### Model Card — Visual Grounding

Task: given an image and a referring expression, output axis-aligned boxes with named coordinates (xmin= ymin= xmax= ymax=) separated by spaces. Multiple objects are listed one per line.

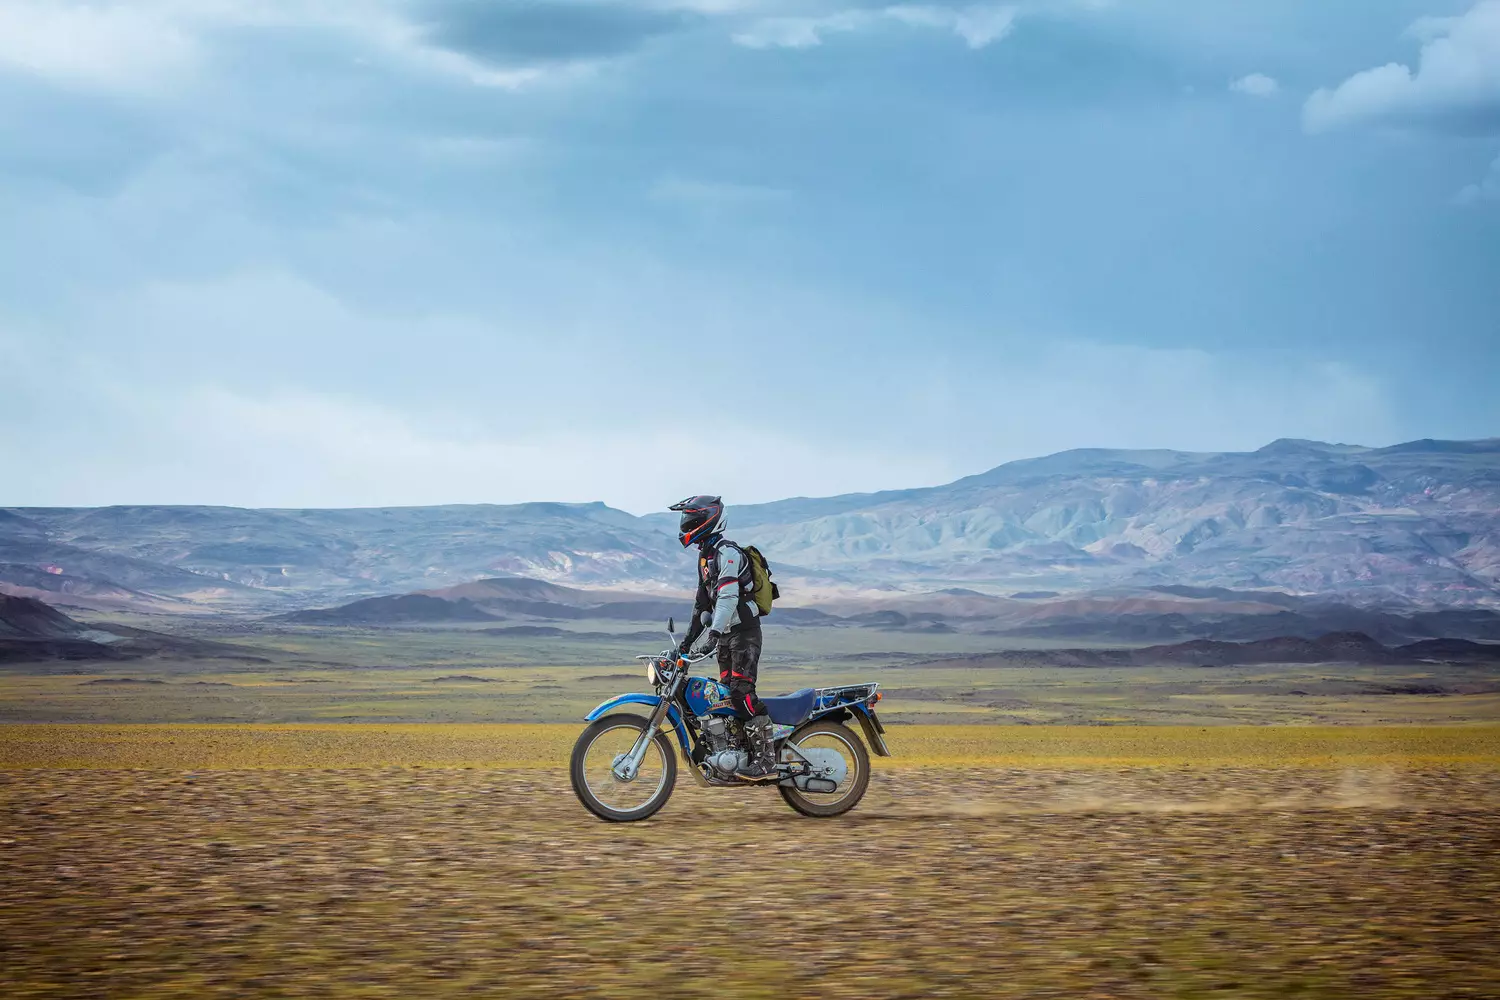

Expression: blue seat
xmin=761 ymin=688 xmax=816 ymax=726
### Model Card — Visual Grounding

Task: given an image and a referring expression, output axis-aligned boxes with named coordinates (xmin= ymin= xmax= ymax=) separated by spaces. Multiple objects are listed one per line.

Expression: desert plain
xmin=4 ymin=618 xmax=1500 ymax=999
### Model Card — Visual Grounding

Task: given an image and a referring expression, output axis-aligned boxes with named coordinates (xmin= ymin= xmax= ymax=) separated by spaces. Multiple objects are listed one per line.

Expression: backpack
xmin=741 ymin=544 xmax=780 ymax=616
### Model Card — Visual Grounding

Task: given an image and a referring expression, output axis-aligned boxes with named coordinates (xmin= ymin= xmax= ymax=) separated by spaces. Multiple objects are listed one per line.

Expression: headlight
xmin=646 ymin=660 xmax=660 ymax=686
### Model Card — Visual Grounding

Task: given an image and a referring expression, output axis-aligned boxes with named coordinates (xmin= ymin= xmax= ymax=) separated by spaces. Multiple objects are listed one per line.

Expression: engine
xmin=698 ymin=715 xmax=747 ymax=776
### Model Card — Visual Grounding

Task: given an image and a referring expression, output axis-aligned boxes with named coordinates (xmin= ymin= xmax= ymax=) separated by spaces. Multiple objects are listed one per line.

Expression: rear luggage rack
xmin=813 ymin=682 xmax=879 ymax=713
xmin=811 ymin=682 xmax=890 ymax=757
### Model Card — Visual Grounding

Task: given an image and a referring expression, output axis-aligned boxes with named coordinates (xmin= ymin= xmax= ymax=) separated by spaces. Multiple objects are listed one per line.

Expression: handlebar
xmin=634 ymin=650 xmax=715 ymax=665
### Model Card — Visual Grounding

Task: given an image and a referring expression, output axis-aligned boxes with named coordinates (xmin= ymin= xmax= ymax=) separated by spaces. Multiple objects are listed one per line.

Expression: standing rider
xmin=669 ymin=495 xmax=776 ymax=779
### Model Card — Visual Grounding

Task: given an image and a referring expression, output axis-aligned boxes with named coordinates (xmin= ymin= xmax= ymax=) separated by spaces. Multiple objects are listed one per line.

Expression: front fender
xmin=585 ymin=693 xmax=691 ymax=751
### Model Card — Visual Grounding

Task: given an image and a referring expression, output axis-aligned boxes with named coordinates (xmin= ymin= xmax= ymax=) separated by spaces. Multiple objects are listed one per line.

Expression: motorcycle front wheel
xmin=570 ymin=713 xmax=678 ymax=822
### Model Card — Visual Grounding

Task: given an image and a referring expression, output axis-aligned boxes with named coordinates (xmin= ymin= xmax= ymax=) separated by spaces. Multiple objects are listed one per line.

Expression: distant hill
xmin=0 ymin=594 xmax=267 ymax=666
xmin=267 ymin=575 xmax=1500 ymax=647
xmin=3 ymin=437 xmax=1497 ymax=608
xmin=918 ymin=632 xmax=1500 ymax=669
xmin=279 ymin=577 xmax=690 ymax=625
xmin=424 ymin=578 xmax=688 ymax=622
xmin=0 ymin=593 xmax=85 ymax=638
xmin=282 ymin=594 xmax=500 ymax=625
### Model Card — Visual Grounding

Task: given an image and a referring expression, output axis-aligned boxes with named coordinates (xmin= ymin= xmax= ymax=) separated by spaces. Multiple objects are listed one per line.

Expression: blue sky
xmin=1 ymin=0 xmax=1497 ymax=512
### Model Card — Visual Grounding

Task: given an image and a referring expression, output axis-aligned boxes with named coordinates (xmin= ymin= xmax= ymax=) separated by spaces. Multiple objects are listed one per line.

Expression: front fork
xmin=613 ymin=697 xmax=674 ymax=781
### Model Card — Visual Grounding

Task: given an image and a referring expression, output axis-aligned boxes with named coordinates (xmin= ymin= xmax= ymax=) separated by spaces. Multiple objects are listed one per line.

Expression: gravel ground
xmin=4 ymin=763 xmax=1499 ymax=999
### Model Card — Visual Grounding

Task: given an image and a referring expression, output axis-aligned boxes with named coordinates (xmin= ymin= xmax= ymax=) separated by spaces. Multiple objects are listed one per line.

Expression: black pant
xmin=717 ymin=616 xmax=766 ymax=721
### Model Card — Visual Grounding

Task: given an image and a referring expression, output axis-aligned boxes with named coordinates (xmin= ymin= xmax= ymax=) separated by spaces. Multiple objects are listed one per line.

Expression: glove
xmin=691 ymin=629 xmax=722 ymax=656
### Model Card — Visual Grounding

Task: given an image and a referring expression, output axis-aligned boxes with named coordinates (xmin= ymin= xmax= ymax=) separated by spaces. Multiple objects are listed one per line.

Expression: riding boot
xmin=738 ymin=715 xmax=777 ymax=779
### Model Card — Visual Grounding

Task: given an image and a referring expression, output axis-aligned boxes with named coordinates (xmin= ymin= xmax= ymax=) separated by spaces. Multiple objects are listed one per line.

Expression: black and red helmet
xmin=669 ymin=495 xmax=725 ymax=548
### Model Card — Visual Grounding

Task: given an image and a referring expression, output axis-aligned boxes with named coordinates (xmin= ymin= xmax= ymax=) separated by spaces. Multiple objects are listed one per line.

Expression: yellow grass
xmin=2 ymin=722 xmax=1497 ymax=770
xmin=5 ymin=724 xmax=1500 ymax=998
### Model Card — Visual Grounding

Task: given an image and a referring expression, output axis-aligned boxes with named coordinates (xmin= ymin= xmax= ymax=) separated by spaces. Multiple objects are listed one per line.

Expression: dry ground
xmin=3 ymin=725 xmax=1499 ymax=999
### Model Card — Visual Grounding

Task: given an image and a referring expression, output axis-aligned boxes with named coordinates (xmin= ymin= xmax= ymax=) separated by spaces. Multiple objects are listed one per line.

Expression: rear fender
xmin=802 ymin=703 xmax=892 ymax=757
xmin=585 ymin=693 xmax=691 ymax=751
xmin=850 ymin=704 xmax=892 ymax=757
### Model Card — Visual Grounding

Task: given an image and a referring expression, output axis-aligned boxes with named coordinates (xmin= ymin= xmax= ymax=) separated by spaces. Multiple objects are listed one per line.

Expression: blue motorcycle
xmin=570 ymin=618 xmax=891 ymax=821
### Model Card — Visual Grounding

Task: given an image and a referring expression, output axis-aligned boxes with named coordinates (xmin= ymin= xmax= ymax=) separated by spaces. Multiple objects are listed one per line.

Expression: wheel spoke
xmin=580 ymin=724 xmax=668 ymax=814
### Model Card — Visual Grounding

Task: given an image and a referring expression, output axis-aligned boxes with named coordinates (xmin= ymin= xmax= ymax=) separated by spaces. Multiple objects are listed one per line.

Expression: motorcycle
xmin=569 ymin=618 xmax=891 ymax=821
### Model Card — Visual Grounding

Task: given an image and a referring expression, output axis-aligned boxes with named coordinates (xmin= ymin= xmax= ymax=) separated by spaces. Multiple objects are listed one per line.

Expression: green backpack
xmin=742 ymin=544 xmax=780 ymax=616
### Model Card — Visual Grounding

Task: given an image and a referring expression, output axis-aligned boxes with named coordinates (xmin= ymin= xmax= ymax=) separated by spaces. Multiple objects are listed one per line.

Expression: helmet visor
xmin=678 ymin=509 xmax=716 ymax=546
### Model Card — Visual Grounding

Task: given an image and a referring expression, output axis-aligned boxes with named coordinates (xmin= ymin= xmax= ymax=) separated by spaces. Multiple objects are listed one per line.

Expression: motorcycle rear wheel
xmin=570 ymin=713 xmax=678 ymax=822
xmin=779 ymin=719 xmax=871 ymax=818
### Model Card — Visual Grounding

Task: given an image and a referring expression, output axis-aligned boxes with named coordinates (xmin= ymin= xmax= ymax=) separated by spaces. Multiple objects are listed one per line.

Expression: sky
xmin=1 ymin=0 xmax=1498 ymax=513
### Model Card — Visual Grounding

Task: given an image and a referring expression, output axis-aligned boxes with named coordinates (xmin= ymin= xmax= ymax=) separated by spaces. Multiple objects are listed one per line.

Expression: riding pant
xmin=716 ymin=616 xmax=766 ymax=721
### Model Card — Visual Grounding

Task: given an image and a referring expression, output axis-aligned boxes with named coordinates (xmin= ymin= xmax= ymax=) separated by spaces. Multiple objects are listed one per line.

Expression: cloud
xmin=1455 ymin=151 xmax=1500 ymax=203
xmin=413 ymin=135 xmax=537 ymax=168
xmin=731 ymin=11 xmax=868 ymax=49
xmin=1303 ymin=0 xmax=1500 ymax=134
xmin=886 ymin=4 xmax=1017 ymax=49
xmin=0 ymin=1 xmax=199 ymax=91
xmin=0 ymin=326 xmax=955 ymax=511
xmin=733 ymin=3 xmax=1017 ymax=50
xmin=927 ymin=342 xmax=1397 ymax=471
xmin=650 ymin=175 xmax=790 ymax=205
xmin=1 ymin=0 xmax=1489 ymax=512
xmin=1229 ymin=73 xmax=1278 ymax=98
xmin=0 ymin=0 xmax=692 ymax=94
xmin=414 ymin=0 xmax=695 ymax=69
xmin=0 ymin=265 xmax=1400 ymax=511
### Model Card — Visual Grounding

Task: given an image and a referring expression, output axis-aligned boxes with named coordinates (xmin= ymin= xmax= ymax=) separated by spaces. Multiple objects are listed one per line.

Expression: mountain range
xmin=8 ymin=587 xmax=1498 ymax=673
xmin=0 ymin=594 xmax=266 ymax=665
xmin=917 ymin=631 xmax=1500 ymax=670
xmin=264 ymin=575 xmax=1500 ymax=647
xmin=3 ymin=437 xmax=1498 ymax=610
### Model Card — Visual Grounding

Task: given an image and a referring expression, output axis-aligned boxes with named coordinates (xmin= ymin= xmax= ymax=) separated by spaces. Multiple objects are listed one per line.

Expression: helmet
xmin=669 ymin=495 xmax=726 ymax=548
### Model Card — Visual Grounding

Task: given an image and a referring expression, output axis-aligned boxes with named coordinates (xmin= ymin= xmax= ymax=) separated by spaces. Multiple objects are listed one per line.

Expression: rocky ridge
xmin=2 ymin=438 xmax=1496 ymax=609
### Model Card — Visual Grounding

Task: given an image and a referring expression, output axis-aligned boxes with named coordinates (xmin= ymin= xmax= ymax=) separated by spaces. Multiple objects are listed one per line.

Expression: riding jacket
xmin=685 ymin=536 xmax=759 ymax=646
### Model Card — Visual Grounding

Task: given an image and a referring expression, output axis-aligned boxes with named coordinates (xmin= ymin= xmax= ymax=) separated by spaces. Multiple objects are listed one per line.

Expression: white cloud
xmin=0 ymin=1 xmax=199 ymax=91
xmin=413 ymin=135 xmax=537 ymax=168
xmin=732 ymin=11 xmax=868 ymax=49
xmin=734 ymin=3 xmax=1017 ymax=50
xmin=1229 ymin=73 xmax=1278 ymax=98
xmin=181 ymin=388 xmax=959 ymax=512
xmin=1303 ymin=0 xmax=1500 ymax=134
xmin=0 ymin=328 xmax=955 ymax=511
xmin=1455 ymin=151 xmax=1500 ymax=203
xmin=0 ymin=0 xmax=619 ymax=93
xmin=1 ymin=285 xmax=1399 ymax=512
xmin=650 ymin=175 xmax=790 ymax=205
xmin=952 ymin=4 xmax=1017 ymax=48
xmin=886 ymin=4 xmax=1017 ymax=49
xmin=937 ymin=342 xmax=1397 ymax=471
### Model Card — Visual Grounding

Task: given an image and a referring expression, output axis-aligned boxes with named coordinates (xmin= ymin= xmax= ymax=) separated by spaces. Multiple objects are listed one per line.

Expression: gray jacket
xmin=690 ymin=539 xmax=760 ymax=641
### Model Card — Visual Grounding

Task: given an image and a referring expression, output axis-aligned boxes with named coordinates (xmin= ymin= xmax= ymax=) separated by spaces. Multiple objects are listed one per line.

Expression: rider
xmin=669 ymin=495 xmax=775 ymax=779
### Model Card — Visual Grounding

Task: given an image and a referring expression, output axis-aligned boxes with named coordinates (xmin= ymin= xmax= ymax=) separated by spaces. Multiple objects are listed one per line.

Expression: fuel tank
xmin=684 ymin=675 xmax=738 ymax=717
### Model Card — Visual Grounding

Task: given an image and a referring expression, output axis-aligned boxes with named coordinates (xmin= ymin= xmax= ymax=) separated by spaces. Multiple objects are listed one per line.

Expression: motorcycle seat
xmin=761 ymin=688 xmax=817 ymax=727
